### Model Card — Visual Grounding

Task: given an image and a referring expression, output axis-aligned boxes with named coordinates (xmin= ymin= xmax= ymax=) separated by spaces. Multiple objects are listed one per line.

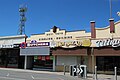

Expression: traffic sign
xmin=73 ymin=67 xmax=77 ymax=72
xmin=73 ymin=66 xmax=83 ymax=75
xmin=79 ymin=67 xmax=83 ymax=74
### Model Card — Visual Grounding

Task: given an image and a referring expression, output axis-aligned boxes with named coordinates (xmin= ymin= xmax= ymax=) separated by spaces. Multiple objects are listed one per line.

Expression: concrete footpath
xmin=63 ymin=72 xmax=120 ymax=80
xmin=0 ymin=68 xmax=120 ymax=80
xmin=45 ymin=71 xmax=120 ymax=80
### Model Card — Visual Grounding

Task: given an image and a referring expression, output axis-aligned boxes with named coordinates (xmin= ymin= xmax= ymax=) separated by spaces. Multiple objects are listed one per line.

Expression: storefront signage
xmin=92 ymin=38 xmax=120 ymax=47
xmin=50 ymin=39 xmax=91 ymax=48
xmin=27 ymin=40 xmax=50 ymax=47
xmin=56 ymin=40 xmax=82 ymax=48
xmin=0 ymin=44 xmax=21 ymax=48
xmin=30 ymin=40 xmax=37 ymax=44
xmin=50 ymin=56 xmax=53 ymax=60
xmin=0 ymin=44 xmax=14 ymax=48
xmin=20 ymin=47 xmax=50 ymax=56
xmin=37 ymin=42 xmax=49 ymax=46
xmin=13 ymin=44 xmax=21 ymax=48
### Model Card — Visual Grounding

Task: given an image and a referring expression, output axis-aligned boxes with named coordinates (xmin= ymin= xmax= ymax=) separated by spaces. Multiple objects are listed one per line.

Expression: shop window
xmin=97 ymin=56 xmax=120 ymax=72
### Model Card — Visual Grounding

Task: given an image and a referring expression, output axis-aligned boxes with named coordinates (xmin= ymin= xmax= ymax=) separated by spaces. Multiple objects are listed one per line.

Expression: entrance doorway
xmin=96 ymin=56 xmax=120 ymax=73
xmin=33 ymin=56 xmax=53 ymax=70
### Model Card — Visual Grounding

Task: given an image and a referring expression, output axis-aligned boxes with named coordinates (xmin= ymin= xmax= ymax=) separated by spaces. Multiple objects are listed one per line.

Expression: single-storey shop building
xmin=0 ymin=35 xmax=26 ymax=68
xmin=25 ymin=26 xmax=91 ymax=71
xmin=90 ymin=19 xmax=120 ymax=74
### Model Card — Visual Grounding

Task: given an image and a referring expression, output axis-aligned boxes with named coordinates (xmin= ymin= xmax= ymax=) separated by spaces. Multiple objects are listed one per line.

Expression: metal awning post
xmin=114 ymin=67 xmax=117 ymax=80
xmin=24 ymin=55 xmax=27 ymax=69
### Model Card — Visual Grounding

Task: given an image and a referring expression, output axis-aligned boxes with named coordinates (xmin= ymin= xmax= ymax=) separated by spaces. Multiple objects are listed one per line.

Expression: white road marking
xmin=31 ymin=76 xmax=64 ymax=80
xmin=31 ymin=75 xmax=35 ymax=79
xmin=6 ymin=73 xmax=9 ymax=77
xmin=0 ymin=76 xmax=26 ymax=80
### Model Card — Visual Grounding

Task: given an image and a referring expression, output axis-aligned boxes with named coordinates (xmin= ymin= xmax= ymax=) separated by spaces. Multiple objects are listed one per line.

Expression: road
xmin=0 ymin=68 xmax=120 ymax=80
xmin=0 ymin=68 xmax=81 ymax=80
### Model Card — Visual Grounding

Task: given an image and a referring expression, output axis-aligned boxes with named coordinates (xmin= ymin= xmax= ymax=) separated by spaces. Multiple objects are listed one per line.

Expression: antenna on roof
xmin=109 ymin=0 xmax=112 ymax=18
xmin=117 ymin=11 xmax=120 ymax=17
xmin=18 ymin=3 xmax=27 ymax=35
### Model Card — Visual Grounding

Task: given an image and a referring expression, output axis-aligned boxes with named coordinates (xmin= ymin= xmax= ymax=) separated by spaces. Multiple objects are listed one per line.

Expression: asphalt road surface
xmin=0 ymin=68 xmax=81 ymax=80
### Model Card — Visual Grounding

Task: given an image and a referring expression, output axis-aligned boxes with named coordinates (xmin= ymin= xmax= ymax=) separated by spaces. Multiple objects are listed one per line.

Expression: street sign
xmin=73 ymin=67 xmax=77 ymax=72
xmin=73 ymin=66 xmax=83 ymax=75
xmin=77 ymin=66 xmax=83 ymax=75
xmin=72 ymin=65 xmax=87 ymax=78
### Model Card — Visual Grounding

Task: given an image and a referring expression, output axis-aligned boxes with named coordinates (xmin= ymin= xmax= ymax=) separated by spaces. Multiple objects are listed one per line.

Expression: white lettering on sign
xmin=27 ymin=41 xmax=50 ymax=47
xmin=50 ymin=39 xmax=91 ymax=48
xmin=96 ymin=38 xmax=120 ymax=47
xmin=56 ymin=40 xmax=82 ymax=48
xmin=0 ymin=44 xmax=14 ymax=48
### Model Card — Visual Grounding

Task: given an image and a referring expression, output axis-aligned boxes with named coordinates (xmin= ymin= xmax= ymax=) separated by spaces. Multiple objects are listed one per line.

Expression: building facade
xmin=0 ymin=35 xmax=26 ymax=68
xmin=90 ymin=19 xmax=120 ymax=74
xmin=23 ymin=19 xmax=120 ymax=74
xmin=26 ymin=26 xmax=91 ymax=71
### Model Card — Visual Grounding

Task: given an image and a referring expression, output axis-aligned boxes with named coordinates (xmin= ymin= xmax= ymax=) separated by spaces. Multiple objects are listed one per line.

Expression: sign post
xmin=24 ymin=55 xmax=27 ymax=69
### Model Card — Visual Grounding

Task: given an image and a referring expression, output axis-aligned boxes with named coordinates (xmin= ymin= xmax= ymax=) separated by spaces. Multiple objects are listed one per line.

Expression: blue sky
xmin=0 ymin=0 xmax=120 ymax=36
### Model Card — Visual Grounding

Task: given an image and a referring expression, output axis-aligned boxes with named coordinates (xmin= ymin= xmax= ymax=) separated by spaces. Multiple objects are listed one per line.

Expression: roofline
xmin=0 ymin=35 xmax=27 ymax=39
xmin=96 ymin=20 xmax=120 ymax=30
xmin=31 ymin=28 xmax=89 ymax=36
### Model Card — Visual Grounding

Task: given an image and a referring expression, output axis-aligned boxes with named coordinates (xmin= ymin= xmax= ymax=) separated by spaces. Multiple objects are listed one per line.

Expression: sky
xmin=0 ymin=0 xmax=120 ymax=37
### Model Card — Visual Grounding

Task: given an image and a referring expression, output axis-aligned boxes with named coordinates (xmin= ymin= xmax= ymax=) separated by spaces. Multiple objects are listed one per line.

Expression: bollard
xmin=114 ymin=67 xmax=117 ymax=80
xmin=69 ymin=65 xmax=72 ymax=76
xmin=95 ymin=66 xmax=97 ymax=80
xmin=84 ymin=65 xmax=87 ymax=79
xmin=63 ymin=65 xmax=66 ymax=75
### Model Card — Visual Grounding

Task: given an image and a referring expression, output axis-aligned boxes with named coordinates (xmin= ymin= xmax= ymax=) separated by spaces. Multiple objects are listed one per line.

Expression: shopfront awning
xmin=94 ymin=47 xmax=120 ymax=56
xmin=20 ymin=47 xmax=50 ymax=56
xmin=52 ymin=48 xmax=88 ymax=56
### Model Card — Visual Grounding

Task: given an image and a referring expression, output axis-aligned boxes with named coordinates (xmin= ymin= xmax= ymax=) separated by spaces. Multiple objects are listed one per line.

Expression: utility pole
xmin=18 ymin=4 xmax=27 ymax=35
